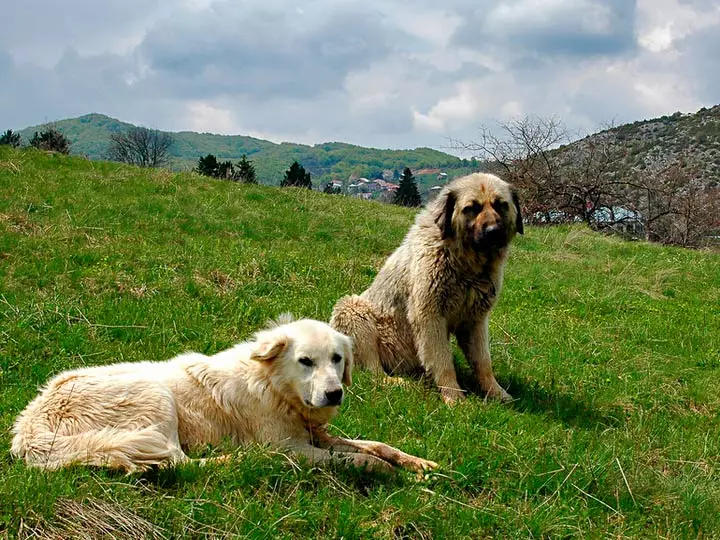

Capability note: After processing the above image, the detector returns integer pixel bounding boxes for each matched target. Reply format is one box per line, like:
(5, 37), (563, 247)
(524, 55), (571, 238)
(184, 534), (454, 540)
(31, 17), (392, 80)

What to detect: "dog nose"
(482, 223), (504, 243)
(324, 389), (343, 406)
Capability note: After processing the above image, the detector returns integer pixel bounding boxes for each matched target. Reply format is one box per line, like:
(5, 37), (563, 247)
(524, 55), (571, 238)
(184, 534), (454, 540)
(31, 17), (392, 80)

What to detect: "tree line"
(2, 123), (425, 209)
(1, 127), (71, 154)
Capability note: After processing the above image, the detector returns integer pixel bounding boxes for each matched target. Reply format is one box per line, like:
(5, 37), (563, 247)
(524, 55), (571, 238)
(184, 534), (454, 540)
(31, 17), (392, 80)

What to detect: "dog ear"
(511, 189), (524, 235)
(341, 335), (354, 387)
(251, 330), (289, 362)
(434, 190), (457, 240)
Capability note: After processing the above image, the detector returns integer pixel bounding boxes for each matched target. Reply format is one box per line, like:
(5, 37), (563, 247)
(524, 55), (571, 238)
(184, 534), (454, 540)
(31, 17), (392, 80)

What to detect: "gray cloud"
(454, 0), (637, 59)
(137, 3), (396, 100)
(0, 0), (717, 150)
(678, 26), (720, 103)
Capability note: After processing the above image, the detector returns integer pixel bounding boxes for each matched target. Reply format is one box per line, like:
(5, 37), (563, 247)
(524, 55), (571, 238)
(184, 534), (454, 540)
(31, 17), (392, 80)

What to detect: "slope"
(1, 147), (719, 538)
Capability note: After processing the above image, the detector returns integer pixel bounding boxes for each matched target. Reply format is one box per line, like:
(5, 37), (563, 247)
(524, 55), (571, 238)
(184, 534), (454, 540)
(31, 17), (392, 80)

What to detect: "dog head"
(250, 316), (354, 409)
(432, 173), (523, 252)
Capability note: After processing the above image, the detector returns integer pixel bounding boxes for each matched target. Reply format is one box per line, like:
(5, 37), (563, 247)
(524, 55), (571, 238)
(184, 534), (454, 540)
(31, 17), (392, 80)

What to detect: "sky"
(1, 0), (719, 151)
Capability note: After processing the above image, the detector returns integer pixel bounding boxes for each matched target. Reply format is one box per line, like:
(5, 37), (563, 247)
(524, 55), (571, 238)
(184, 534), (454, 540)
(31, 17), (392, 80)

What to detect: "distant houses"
(342, 169), (453, 203)
(347, 177), (399, 198)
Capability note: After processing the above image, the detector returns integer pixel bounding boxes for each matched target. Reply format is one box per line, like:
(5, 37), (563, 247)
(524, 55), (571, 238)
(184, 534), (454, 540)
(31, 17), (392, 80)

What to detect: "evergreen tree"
(234, 155), (257, 184)
(0, 129), (21, 148)
(196, 154), (219, 177)
(281, 161), (312, 189)
(393, 167), (421, 207)
(30, 126), (70, 154)
(217, 160), (234, 179)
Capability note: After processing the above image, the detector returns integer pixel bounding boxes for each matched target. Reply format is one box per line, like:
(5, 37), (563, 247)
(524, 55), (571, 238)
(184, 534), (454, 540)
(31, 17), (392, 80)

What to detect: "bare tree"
(552, 130), (627, 225)
(451, 116), (572, 223)
(107, 127), (174, 168)
(454, 115), (719, 247)
(621, 163), (684, 242)
(671, 182), (720, 247)
(453, 117), (635, 227)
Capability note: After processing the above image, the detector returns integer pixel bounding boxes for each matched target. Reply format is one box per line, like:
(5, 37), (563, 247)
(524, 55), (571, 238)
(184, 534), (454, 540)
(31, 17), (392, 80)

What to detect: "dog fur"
(331, 173), (523, 404)
(11, 316), (437, 473)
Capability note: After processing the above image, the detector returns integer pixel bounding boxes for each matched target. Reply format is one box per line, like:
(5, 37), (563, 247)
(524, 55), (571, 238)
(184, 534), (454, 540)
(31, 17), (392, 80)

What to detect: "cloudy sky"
(1, 0), (718, 150)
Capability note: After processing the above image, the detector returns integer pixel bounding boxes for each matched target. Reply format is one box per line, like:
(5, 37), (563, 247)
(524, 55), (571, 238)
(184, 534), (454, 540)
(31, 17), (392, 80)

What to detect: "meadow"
(1, 146), (719, 538)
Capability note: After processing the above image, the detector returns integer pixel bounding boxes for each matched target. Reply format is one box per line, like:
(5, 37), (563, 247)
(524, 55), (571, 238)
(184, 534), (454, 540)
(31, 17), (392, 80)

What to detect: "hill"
(587, 105), (720, 182)
(471, 105), (720, 246)
(1, 146), (719, 537)
(18, 113), (477, 190)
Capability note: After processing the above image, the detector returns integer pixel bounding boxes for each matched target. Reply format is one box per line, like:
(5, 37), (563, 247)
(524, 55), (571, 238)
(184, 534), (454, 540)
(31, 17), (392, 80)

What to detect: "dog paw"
(440, 387), (466, 405)
(485, 385), (513, 403)
(415, 458), (439, 472)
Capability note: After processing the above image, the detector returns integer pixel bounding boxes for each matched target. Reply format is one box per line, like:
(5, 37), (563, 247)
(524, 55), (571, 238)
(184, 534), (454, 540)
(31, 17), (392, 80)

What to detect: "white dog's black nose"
(325, 389), (343, 406)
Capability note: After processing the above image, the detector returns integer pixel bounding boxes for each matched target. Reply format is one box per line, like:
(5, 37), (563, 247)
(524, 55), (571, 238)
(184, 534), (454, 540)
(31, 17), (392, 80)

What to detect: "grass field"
(1, 146), (719, 538)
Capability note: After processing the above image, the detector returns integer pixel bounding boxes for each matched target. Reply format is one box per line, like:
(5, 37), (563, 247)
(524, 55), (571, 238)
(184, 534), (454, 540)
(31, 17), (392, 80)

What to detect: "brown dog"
(331, 173), (523, 404)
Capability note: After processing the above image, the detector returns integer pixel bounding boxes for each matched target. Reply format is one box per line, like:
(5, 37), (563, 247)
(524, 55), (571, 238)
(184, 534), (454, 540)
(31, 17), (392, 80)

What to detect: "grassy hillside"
(18, 114), (477, 189)
(1, 147), (719, 538)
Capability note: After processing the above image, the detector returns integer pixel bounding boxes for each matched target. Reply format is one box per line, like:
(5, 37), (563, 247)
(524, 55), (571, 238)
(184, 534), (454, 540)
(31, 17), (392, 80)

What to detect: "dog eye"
(462, 204), (480, 216)
(298, 357), (314, 367)
(331, 353), (342, 364)
(493, 200), (509, 212)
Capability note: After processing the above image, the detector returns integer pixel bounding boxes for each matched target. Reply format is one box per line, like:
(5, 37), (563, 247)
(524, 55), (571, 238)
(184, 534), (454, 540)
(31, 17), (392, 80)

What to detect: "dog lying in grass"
(11, 315), (437, 474)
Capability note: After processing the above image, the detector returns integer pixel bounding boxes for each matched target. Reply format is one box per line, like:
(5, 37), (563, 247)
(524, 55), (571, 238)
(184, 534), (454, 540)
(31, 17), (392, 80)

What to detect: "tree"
(0, 129), (21, 148)
(196, 154), (219, 177)
(233, 155), (257, 184)
(451, 116), (630, 225)
(107, 126), (174, 168)
(450, 115), (567, 222)
(551, 130), (626, 225)
(452, 114), (720, 247)
(393, 167), (421, 207)
(30, 126), (71, 154)
(217, 160), (234, 179)
(281, 161), (312, 189)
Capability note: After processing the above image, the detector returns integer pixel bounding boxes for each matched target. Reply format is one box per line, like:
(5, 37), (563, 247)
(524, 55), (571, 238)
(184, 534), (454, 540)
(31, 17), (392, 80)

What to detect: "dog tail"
(11, 424), (183, 473)
(330, 295), (374, 334)
(267, 312), (295, 327)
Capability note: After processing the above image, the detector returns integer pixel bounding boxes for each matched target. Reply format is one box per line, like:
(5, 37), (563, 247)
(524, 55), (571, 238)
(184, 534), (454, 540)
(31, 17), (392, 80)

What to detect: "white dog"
(11, 316), (437, 473)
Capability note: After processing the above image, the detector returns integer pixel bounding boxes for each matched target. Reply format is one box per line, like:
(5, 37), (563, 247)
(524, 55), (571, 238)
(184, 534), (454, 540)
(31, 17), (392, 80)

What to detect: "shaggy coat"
(11, 317), (437, 473)
(331, 173), (523, 404)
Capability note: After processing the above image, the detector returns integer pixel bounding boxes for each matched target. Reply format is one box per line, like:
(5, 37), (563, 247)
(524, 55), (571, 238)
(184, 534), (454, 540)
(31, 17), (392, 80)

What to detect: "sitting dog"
(331, 173), (523, 404)
(11, 316), (437, 473)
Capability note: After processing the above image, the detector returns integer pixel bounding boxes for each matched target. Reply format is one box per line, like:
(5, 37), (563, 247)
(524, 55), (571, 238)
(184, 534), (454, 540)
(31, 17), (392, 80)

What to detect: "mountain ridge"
(18, 113), (475, 189)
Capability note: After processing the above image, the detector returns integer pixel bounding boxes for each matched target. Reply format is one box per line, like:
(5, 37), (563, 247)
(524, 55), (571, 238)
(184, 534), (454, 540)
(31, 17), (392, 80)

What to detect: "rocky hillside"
(564, 105), (720, 186)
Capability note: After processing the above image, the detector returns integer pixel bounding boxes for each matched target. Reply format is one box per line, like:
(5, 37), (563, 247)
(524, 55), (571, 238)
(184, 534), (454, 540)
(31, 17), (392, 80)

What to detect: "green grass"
(1, 146), (719, 538)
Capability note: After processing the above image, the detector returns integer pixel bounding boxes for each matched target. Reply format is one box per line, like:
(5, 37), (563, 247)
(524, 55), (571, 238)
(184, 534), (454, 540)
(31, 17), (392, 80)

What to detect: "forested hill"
(18, 113), (477, 187)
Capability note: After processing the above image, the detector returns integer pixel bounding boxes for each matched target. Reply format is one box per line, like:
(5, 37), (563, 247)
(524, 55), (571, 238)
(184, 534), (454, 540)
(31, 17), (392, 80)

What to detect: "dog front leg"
(317, 435), (438, 473)
(457, 317), (511, 402)
(410, 310), (464, 404)
(290, 443), (395, 473)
